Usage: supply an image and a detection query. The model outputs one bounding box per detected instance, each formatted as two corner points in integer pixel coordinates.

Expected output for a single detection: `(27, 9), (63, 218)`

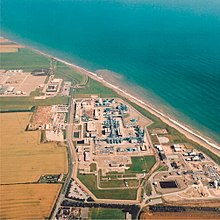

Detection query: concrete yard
(0, 70), (46, 96)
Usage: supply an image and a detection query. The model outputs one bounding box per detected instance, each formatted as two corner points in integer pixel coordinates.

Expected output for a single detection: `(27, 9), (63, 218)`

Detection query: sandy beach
(11, 43), (220, 156)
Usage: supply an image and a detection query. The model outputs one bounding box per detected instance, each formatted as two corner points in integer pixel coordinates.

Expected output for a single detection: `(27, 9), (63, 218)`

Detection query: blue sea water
(1, 0), (220, 143)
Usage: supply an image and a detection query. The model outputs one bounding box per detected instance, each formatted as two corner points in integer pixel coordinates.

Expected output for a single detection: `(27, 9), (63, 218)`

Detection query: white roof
(51, 78), (62, 83)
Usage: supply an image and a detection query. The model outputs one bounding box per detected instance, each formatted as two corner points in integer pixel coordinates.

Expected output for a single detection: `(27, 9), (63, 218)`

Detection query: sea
(1, 0), (220, 143)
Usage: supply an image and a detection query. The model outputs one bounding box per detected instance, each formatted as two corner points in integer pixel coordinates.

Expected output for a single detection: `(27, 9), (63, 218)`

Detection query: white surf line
(26, 45), (220, 151)
(103, 80), (220, 151)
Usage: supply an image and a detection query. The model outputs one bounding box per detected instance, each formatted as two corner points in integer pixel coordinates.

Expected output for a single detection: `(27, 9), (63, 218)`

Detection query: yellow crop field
(0, 112), (68, 184)
(0, 112), (67, 219)
(0, 184), (61, 219)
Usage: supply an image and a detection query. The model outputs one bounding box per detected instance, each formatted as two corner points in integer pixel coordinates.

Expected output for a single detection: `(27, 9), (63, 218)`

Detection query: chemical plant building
(27, 104), (68, 142)
(147, 132), (220, 199)
(0, 65), (72, 99)
(0, 69), (46, 96)
(62, 81), (71, 96)
(72, 97), (153, 174)
(46, 78), (63, 96)
(31, 68), (50, 76)
(155, 145), (167, 161)
(71, 96), (220, 203)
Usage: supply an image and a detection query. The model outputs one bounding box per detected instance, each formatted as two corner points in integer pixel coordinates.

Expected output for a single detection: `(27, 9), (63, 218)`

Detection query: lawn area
(0, 48), (50, 71)
(126, 156), (156, 174)
(104, 173), (137, 180)
(89, 208), (125, 220)
(99, 179), (138, 188)
(75, 77), (118, 98)
(78, 174), (137, 200)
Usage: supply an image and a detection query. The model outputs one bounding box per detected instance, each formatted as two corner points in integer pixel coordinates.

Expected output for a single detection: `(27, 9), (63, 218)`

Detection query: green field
(99, 179), (138, 188)
(55, 61), (84, 84)
(104, 173), (136, 180)
(90, 208), (125, 220)
(0, 48), (50, 71)
(0, 96), (68, 111)
(126, 156), (156, 174)
(78, 174), (137, 200)
(75, 77), (118, 98)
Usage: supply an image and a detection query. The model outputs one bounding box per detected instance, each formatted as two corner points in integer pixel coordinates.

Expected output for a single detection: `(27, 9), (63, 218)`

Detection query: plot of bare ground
(0, 112), (67, 184)
(140, 211), (220, 220)
(0, 38), (24, 53)
(30, 106), (53, 126)
(0, 44), (24, 53)
(0, 184), (61, 219)
(0, 71), (46, 96)
(165, 200), (220, 208)
(0, 47), (19, 53)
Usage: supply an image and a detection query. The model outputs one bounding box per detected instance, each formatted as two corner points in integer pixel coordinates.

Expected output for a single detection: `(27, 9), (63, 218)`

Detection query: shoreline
(27, 46), (220, 154)
(95, 69), (219, 141)
(2, 36), (220, 155)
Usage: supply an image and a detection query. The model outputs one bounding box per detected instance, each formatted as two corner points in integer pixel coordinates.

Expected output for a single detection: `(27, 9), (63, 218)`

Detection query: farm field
(0, 96), (68, 111)
(0, 112), (68, 184)
(0, 48), (50, 71)
(0, 184), (61, 219)
(0, 112), (67, 219)
(140, 211), (220, 220)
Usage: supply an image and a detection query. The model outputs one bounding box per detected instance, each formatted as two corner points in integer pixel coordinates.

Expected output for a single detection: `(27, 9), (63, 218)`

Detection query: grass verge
(78, 173), (137, 200)
(100, 179), (138, 188)
(0, 96), (68, 111)
(89, 208), (125, 220)
(126, 156), (156, 174)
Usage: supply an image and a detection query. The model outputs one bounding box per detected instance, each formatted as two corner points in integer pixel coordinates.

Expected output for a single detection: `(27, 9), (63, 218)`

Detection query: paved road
(50, 90), (75, 220)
